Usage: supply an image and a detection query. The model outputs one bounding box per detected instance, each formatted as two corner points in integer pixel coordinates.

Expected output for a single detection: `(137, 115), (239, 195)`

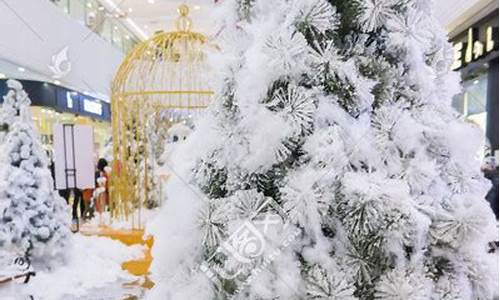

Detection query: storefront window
(452, 66), (490, 156)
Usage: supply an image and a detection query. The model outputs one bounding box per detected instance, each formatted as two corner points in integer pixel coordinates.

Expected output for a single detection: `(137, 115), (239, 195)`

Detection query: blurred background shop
(437, 0), (499, 218)
(0, 79), (112, 159)
(447, 1), (499, 159)
(0, 0), (213, 166)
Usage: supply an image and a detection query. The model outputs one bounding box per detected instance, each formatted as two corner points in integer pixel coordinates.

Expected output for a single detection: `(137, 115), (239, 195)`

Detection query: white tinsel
(358, 0), (399, 32)
(264, 28), (309, 72)
(386, 8), (432, 49)
(306, 264), (356, 299)
(374, 267), (430, 299)
(294, 0), (339, 33)
(267, 85), (316, 134)
(198, 199), (228, 249)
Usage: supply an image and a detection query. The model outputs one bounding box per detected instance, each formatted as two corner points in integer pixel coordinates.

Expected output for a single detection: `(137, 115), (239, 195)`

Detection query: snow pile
(0, 234), (144, 299)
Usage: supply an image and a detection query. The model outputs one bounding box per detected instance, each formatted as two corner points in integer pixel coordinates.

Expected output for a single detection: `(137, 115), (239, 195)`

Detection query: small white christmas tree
(148, 0), (498, 299)
(0, 79), (24, 144)
(0, 79), (70, 260)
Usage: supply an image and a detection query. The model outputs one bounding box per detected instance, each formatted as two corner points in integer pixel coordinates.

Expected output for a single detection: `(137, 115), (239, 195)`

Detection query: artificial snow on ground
(0, 234), (145, 300)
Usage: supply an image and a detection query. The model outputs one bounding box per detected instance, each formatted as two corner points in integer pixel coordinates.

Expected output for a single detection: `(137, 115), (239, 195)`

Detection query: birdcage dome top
(112, 4), (213, 110)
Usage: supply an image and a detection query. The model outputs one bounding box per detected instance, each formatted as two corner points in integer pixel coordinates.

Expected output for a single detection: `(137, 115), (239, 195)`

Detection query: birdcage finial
(176, 4), (192, 32)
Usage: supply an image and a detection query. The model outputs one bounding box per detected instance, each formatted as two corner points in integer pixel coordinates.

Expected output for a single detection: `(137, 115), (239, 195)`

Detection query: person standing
(482, 156), (499, 219)
(94, 158), (109, 213)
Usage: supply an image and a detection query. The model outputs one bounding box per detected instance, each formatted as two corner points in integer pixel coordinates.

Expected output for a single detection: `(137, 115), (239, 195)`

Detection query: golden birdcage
(110, 4), (213, 228)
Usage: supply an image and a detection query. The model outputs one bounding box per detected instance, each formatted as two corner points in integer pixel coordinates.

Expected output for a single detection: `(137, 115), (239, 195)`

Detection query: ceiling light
(87, 2), (92, 8)
(125, 35), (131, 40)
(53, 80), (61, 85)
(98, 6), (105, 11)
(17, 67), (25, 72)
(114, 26), (118, 30)
(128, 7), (133, 13)
(147, 0), (155, 3)
(194, 5), (201, 10)
(0, 73), (6, 79)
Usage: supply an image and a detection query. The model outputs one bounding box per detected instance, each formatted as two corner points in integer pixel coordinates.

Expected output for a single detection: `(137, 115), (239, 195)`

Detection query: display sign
(0, 79), (111, 121)
(53, 124), (95, 190)
(55, 86), (79, 113)
(66, 91), (75, 109)
(83, 98), (102, 115)
(451, 13), (499, 70)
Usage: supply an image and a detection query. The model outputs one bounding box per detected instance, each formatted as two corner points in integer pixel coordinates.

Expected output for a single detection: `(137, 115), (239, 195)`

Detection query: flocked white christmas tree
(148, 0), (499, 299)
(0, 79), (70, 260)
(0, 79), (21, 144)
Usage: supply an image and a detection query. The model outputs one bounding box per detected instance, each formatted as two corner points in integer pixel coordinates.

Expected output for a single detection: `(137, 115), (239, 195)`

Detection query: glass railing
(48, 0), (140, 54)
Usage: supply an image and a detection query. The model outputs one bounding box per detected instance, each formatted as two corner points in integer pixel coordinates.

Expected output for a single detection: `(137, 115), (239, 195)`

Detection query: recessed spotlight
(194, 5), (201, 10)
(17, 67), (25, 72)
(0, 73), (6, 79)
(53, 80), (61, 85)
(114, 26), (118, 30)
(98, 6), (105, 11)
(87, 2), (92, 8)
(128, 7), (133, 13)
(147, 0), (155, 4)
(125, 35), (131, 40)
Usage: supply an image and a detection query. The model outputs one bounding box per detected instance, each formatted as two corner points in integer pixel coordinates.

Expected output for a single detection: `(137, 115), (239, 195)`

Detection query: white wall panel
(0, 0), (124, 100)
